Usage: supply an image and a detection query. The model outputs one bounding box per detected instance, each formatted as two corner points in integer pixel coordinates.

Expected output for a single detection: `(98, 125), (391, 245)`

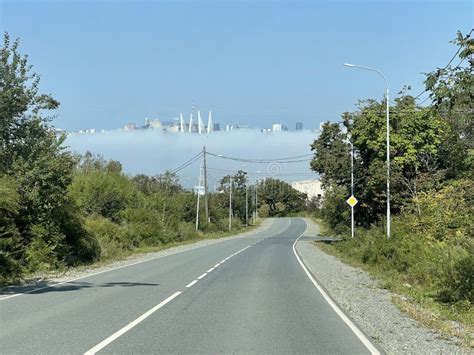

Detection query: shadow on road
(1, 281), (159, 296)
(29, 281), (160, 294)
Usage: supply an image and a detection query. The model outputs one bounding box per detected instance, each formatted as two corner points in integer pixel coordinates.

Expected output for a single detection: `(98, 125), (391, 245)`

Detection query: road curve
(0, 218), (378, 354)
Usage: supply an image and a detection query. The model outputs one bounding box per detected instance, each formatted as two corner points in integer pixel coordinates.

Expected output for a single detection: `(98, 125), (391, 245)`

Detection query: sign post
(346, 195), (358, 238)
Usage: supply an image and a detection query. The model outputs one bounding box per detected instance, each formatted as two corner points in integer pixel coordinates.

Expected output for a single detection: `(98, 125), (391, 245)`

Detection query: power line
(171, 154), (202, 174)
(207, 152), (313, 164)
(170, 151), (313, 176)
(413, 29), (472, 101)
(170, 152), (203, 174)
(207, 167), (315, 176)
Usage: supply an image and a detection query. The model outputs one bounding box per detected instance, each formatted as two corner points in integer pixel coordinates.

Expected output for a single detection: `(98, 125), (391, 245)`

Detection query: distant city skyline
(64, 112), (313, 136)
(1, 1), (471, 131)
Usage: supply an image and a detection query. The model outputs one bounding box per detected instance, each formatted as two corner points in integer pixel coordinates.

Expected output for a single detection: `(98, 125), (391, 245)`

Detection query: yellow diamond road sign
(347, 195), (358, 207)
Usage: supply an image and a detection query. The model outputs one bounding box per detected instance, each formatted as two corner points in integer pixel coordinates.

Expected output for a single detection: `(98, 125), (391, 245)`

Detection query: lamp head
(343, 63), (355, 67)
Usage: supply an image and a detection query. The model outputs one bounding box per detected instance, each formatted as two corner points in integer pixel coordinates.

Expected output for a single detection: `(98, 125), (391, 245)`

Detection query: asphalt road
(0, 218), (379, 354)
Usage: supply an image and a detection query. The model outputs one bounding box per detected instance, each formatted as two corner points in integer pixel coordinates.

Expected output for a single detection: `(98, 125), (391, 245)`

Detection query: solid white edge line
(0, 293), (21, 300)
(197, 273), (207, 280)
(292, 219), (380, 355)
(185, 280), (198, 288)
(206, 267), (215, 273)
(84, 291), (181, 355)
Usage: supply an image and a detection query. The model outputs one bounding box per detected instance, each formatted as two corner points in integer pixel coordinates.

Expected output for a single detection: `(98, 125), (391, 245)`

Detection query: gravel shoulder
(0, 219), (273, 298)
(296, 218), (467, 355)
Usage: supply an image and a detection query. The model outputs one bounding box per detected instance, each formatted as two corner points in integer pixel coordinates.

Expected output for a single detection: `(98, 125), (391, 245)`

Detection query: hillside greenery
(309, 31), (473, 330)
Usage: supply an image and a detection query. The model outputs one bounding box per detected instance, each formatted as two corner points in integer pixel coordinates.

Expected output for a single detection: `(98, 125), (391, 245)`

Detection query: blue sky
(1, 0), (472, 131)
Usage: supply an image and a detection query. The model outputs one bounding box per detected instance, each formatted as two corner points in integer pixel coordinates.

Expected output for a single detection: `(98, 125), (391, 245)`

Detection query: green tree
(0, 176), (22, 279)
(310, 121), (350, 187)
(311, 98), (447, 226)
(424, 30), (474, 177)
(69, 155), (139, 222)
(0, 32), (96, 275)
(218, 170), (249, 222)
(257, 178), (306, 217)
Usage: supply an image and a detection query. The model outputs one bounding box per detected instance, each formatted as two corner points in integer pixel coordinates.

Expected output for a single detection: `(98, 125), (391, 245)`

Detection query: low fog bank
(65, 130), (318, 188)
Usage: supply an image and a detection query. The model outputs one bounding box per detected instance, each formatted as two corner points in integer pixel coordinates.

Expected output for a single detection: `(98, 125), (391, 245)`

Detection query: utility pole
(245, 185), (249, 227)
(195, 164), (202, 231)
(203, 146), (209, 223)
(255, 180), (258, 220)
(229, 176), (233, 231)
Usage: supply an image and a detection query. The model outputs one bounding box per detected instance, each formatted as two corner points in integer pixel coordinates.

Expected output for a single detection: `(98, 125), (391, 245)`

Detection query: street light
(343, 63), (391, 239)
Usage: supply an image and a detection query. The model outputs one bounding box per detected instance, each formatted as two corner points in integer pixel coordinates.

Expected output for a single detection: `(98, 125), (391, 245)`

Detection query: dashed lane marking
(185, 280), (198, 288)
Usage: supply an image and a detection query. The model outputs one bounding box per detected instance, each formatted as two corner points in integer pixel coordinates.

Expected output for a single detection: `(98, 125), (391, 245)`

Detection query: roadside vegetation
(308, 31), (473, 340)
(0, 32), (307, 284)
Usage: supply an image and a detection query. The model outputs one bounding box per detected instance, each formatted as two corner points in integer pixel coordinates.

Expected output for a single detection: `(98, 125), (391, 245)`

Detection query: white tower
(197, 110), (203, 134)
(179, 113), (184, 133)
(189, 105), (196, 133)
(188, 112), (193, 133)
(207, 111), (213, 134)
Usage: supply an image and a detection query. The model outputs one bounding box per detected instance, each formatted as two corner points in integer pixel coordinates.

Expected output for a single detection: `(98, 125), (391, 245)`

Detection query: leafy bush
(68, 170), (139, 222)
(0, 176), (22, 281)
(84, 216), (122, 260)
(321, 184), (349, 233)
(24, 223), (66, 272)
(258, 204), (270, 218)
(332, 179), (473, 306)
(438, 250), (474, 304)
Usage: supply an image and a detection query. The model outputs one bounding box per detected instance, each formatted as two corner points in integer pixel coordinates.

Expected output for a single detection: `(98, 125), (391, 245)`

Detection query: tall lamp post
(349, 139), (355, 239)
(229, 176), (233, 231)
(343, 63), (390, 239)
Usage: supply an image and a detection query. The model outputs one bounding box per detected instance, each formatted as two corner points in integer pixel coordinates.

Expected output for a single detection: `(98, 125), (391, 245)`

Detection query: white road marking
(197, 273), (207, 280)
(214, 263), (220, 268)
(207, 267), (215, 273)
(292, 219), (380, 355)
(185, 280), (198, 288)
(0, 293), (21, 300)
(84, 291), (181, 355)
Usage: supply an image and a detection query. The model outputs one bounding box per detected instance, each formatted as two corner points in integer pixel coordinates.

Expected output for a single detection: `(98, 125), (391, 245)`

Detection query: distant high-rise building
(148, 119), (163, 129)
(296, 122), (304, 131)
(272, 123), (282, 132)
(213, 123), (221, 131)
(124, 123), (136, 131)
